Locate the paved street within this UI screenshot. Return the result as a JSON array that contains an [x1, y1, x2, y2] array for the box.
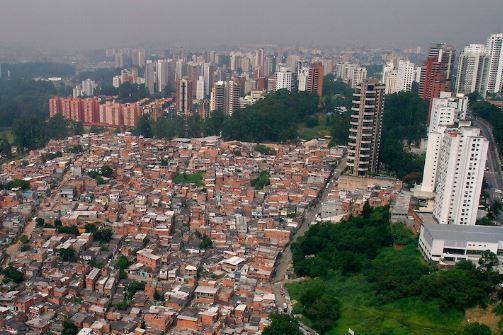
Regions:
[[473, 118, 503, 202], [271, 158, 346, 310]]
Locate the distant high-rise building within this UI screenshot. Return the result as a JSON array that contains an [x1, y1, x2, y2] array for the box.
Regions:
[[382, 63, 399, 94], [203, 63, 215, 97], [196, 76, 205, 100], [485, 33, 503, 94], [396, 60, 417, 92], [347, 80, 386, 176], [175, 59, 185, 82], [81, 79, 97, 97], [275, 64, 295, 91], [211, 81, 226, 112], [384, 69, 399, 94], [455, 44, 490, 95], [335, 63, 367, 88], [210, 80, 241, 115], [230, 53, 242, 72], [145, 60, 157, 95], [382, 62, 394, 83], [419, 43, 456, 101], [157, 59, 170, 93], [132, 48, 146, 68], [286, 54, 300, 72], [227, 81, 241, 115], [255, 48, 265, 74], [297, 67, 310, 92], [307, 62, 324, 97], [114, 51, 125, 68], [176, 78, 193, 115]]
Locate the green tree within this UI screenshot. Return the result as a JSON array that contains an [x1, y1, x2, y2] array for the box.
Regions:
[[134, 114, 153, 138], [199, 235, 213, 250], [459, 323, 492, 335], [419, 261, 493, 310], [380, 91, 429, 179], [126, 281, 145, 300], [263, 314, 303, 335], [57, 225, 80, 235], [203, 109, 227, 136], [490, 199, 503, 218], [100, 165, 114, 178], [62, 320, 79, 335], [251, 171, 271, 190], [322, 73, 336, 97], [0, 138, 11, 158], [478, 250, 499, 272], [93, 227, 114, 243], [58, 247, 77, 262], [366, 249, 429, 302], [116, 255, 131, 270], [117, 82, 148, 102], [1, 266, 24, 283], [299, 282, 341, 333], [3, 179, 30, 190], [84, 223, 98, 233]]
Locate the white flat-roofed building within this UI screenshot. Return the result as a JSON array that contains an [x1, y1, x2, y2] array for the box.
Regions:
[[419, 223, 503, 270]]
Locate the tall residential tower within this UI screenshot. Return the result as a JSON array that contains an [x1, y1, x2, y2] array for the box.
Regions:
[[347, 80, 386, 176]]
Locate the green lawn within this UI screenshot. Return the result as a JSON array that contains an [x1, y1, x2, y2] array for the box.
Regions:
[[298, 124, 332, 140], [172, 172, 204, 187], [288, 272, 465, 335]]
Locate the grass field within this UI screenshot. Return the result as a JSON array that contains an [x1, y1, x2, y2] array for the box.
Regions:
[[172, 171, 205, 187], [288, 273, 466, 335], [0, 128, 14, 143]]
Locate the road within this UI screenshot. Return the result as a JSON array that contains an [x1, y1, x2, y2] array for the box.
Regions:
[[3, 218, 36, 265], [271, 158, 346, 313], [473, 117, 503, 201]]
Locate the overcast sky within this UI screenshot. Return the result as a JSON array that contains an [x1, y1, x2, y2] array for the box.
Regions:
[[1, 0, 502, 50]]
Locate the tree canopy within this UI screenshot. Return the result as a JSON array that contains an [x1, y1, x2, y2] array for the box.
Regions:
[[263, 314, 303, 335]]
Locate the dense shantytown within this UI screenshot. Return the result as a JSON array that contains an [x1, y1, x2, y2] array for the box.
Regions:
[[0, 133, 361, 334]]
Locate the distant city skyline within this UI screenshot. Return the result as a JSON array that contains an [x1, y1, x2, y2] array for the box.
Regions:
[[1, 0, 502, 50]]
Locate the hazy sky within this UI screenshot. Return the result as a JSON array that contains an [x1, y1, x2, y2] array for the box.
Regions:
[[1, 0, 502, 50]]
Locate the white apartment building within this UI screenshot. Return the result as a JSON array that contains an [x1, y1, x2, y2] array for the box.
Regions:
[[196, 76, 205, 100], [382, 62, 394, 83], [420, 92, 469, 194], [73, 79, 97, 98], [383, 69, 399, 94], [485, 33, 503, 93], [275, 65, 294, 92], [396, 60, 416, 92], [455, 44, 490, 95], [297, 67, 310, 92], [335, 63, 367, 88], [419, 223, 503, 268], [429, 92, 468, 132], [157, 59, 170, 93], [432, 122, 488, 226]]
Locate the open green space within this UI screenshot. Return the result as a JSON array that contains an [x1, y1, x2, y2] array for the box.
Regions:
[[288, 267, 465, 335], [287, 206, 502, 335], [173, 172, 204, 187]]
